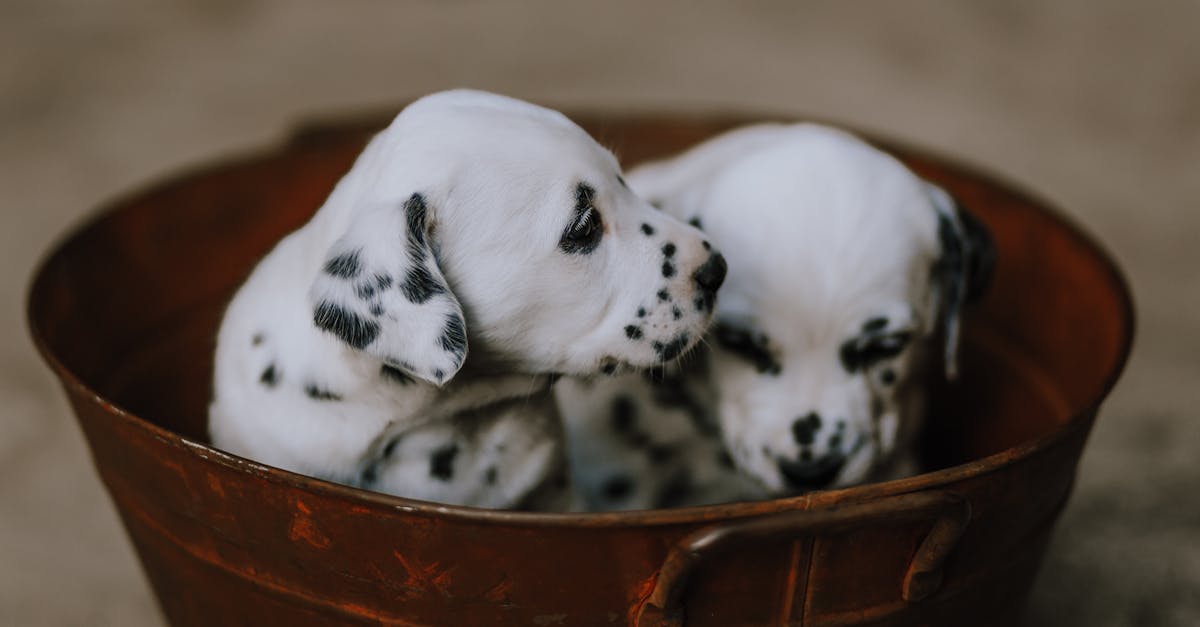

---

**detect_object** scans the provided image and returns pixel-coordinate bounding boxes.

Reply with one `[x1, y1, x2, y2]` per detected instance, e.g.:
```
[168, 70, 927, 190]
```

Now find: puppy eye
[560, 183, 604, 255]
[714, 322, 781, 375]
[561, 207, 603, 253]
[839, 331, 913, 373]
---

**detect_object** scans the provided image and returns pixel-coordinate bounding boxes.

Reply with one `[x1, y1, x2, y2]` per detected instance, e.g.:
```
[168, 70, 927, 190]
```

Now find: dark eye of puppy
[839, 330, 913, 373]
[714, 321, 782, 375]
[560, 182, 603, 254]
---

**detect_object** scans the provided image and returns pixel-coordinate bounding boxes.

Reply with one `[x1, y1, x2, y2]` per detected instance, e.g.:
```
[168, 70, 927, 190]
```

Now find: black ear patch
[405, 193, 429, 253]
[930, 186, 997, 378]
[314, 301, 380, 350]
[957, 207, 996, 302]
[324, 251, 362, 279]
[439, 314, 467, 359]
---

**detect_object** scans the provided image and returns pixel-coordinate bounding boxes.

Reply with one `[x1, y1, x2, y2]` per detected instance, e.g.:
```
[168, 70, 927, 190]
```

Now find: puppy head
[641, 125, 992, 494]
[308, 90, 723, 385]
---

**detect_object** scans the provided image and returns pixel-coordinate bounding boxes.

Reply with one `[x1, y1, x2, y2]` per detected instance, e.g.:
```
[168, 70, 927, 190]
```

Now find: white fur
[209, 90, 717, 509]
[562, 123, 969, 509]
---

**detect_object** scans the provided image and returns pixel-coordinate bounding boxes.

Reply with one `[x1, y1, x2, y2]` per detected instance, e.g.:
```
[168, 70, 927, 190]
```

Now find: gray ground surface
[2, 2, 1197, 625]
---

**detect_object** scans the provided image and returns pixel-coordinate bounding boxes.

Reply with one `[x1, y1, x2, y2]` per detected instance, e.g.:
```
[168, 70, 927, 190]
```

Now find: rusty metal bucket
[27, 111, 1134, 626]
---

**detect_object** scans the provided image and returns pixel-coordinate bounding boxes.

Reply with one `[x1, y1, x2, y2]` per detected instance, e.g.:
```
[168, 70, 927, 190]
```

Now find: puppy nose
[791, 412, 822, 445]
[778, 454, 845, 491]
[692, 252, 727, 293]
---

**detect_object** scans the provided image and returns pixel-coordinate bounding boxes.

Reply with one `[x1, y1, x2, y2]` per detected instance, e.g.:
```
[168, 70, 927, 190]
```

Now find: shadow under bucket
[28, 111, 1134, 626]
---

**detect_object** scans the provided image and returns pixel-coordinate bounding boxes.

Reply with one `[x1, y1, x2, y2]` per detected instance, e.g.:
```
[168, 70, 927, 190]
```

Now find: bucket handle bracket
[636, 490, 971, 627]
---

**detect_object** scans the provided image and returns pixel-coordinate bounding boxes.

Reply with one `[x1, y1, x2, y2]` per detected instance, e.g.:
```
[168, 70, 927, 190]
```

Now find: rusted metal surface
[27, 110, 1135, 626]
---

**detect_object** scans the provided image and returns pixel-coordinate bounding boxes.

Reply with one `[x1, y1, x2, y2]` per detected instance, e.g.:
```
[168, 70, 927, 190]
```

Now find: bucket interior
[30, 115, 1132, 478]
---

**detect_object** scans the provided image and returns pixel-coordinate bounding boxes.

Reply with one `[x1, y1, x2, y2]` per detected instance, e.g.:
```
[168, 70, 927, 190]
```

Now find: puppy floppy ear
[925, 183, 996, 379]
[309, 193, 467, 385]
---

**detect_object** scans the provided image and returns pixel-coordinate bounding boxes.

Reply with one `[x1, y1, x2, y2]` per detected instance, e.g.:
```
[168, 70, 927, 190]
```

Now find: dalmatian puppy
[559, 123, 992, 510]
[208, 90, 726, 510]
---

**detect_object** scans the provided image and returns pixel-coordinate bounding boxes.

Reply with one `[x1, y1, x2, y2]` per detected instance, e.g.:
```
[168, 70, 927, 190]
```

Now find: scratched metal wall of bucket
[28, 112, 1133, 626]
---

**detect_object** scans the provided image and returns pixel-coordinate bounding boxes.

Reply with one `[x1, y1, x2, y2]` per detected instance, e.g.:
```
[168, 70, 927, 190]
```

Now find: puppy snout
[692, 252, 727, 293]
[778, 454, 845, 491]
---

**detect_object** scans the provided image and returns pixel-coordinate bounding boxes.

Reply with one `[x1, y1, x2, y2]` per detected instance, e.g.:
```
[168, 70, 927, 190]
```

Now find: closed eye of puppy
[208, 90, 724, 510]
[560, 123, 993, 510]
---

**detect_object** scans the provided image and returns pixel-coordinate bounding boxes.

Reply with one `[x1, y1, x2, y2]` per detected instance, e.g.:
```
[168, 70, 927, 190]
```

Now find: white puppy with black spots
[209, 90, 725, 510]
[558, 123, 993, 511]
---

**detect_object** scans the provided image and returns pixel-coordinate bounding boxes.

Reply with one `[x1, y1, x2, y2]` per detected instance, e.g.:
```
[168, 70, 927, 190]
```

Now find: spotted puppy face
[629, 124, 994, 494]
[308, 90, 725, 383]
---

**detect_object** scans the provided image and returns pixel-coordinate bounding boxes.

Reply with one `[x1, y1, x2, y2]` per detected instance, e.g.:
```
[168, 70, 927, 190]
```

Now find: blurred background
[2, 1, 1198, 624]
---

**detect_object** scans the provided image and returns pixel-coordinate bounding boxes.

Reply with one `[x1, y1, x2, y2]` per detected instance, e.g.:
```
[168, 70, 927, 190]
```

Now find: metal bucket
[27, 111, 1134, 626]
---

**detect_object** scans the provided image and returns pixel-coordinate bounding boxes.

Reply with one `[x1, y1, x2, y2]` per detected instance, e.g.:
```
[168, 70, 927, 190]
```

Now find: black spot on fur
[641, 223, 655, 236]
[624, 325, 643, 340]
[662, 261, 676, 278]
[361, 465, 377, 486]
[881, 369, 897, 385]
[434, 368, 445, 381]
[800, 448, 813, 462]
[314, 301, 379, 349]
[324, 251, 362, 279]
[440, 314, 467, 358]
[601, 361, 617, 375]
[672, 306, 682, 320]
[657, 289, 670, 302]
[652, 333, 690, 361]
[304, 384, 343, 402]
[383, 437, 400, 458]
[251, 333, 264, 346]
[688, 217, 703, 230]
[603, 475, 633, 500]
[702, 241, 711, 251]
[430, 444, 459, 481]
[661, 242, 676, 258]
[381, 363, 414, 385]
[400, 263, 444, 304]
[369, 304, 385, 317]
[611, 396, 637, 434]
[830, 433, 843, 450]
[259, 364, 278, 387]
[617, 174, 628, 188]
[792, 413, 821, 445]
[485, 467, 498, 485]
[637, 307, 647, 318]
[694, 293, 715, 313]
